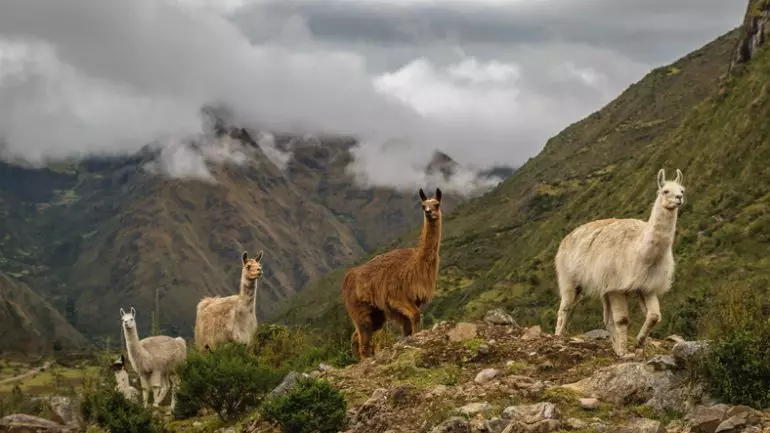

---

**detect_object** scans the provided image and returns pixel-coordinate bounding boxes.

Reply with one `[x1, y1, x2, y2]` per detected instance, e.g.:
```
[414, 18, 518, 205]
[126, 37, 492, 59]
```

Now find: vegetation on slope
[279, 27, 761, 342]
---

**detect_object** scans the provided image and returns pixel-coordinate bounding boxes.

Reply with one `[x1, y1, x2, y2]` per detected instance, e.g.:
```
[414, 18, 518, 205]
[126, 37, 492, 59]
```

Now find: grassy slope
[278, 28, 763, 340]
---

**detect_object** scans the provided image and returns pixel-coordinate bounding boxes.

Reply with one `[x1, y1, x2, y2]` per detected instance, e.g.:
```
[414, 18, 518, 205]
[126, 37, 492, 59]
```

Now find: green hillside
[277, 25, 770, 341]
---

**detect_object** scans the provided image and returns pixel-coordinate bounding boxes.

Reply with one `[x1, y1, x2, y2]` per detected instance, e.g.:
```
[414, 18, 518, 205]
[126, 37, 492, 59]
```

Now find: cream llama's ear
[657, 169, 666, 189]
[675, 169, 683, 184]
[419, 188, 428, 202]
[242, 251, 248, 264]
[130, 307, 135, 317]
[119, 308, 125, 317]
[435, 187, 442, 202]
[254, 250, 264, 262]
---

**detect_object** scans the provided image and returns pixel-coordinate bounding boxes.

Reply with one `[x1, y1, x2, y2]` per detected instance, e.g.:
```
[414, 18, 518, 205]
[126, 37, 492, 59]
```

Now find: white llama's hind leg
[155, 376, 171, 408]
[150, 371, 164, 407]
[169, 375, 180, 412]
[139, 375, 151, 407]
[554, 275, 581, 336]
[634, 292, 661, 351]
[607, 292, 632, 358]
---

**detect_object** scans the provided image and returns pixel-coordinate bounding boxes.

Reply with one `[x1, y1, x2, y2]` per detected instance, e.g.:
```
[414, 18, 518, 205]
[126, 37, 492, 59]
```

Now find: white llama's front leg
[602, 294, 614, 346]
[169, 375, 180, 412]
[634, 292, 661, 352]
[607, 292, 632, 358]
[555, 278, 581, 336]
[138, 375, 151, 407]
[150, 371, 164, 407]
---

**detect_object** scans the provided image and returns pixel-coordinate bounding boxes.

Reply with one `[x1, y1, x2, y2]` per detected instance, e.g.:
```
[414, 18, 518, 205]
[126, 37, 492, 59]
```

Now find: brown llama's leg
[391, 311, 412, 336]
[358, 321, 374, 358]
[350, 330, 360, 359]
[394, 302, 422, 335]
[349, 303, 378, 359]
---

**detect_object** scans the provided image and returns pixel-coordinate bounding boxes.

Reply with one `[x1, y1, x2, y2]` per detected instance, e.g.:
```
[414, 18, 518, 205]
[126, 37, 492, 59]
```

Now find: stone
[502, 402, 558, 424]
[448, 323, 478, 342]
[521, 326, 542, 340]
[47, 396, 77, 427]
[318, 363, 332, 372]
[646, 355, 678, 371]
[716, 415, 748, 433]
[666, 334, 686, 344]
[583, 329, 611, 340]
[614, 418, 665, 433]
[501, 419, 560, 433]
[431, 417, 471, 433]
[0, 414, 75, 432]
[484, 309, 518, 327]
[478, 344, 491, 355]
[390, 385, 415, 406]
[484, 417, 510, 433]
[457, 402, 492, 416]
[475, 368, 500, 384]
[270, 371, 307, 397]
[580, 398, 599, 410]
[566, 418, 588, 429]
[685, 404, 730, 433]
[672, 341, 711, 366]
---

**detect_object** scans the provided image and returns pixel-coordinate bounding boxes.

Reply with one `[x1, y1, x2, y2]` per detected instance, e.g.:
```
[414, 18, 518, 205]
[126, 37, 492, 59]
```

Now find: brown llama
[342, 187, 443, 360]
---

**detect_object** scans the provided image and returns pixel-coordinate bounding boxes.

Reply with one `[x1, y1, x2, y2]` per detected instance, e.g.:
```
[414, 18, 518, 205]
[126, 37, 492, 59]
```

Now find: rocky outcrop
[731, 0, 770, 71]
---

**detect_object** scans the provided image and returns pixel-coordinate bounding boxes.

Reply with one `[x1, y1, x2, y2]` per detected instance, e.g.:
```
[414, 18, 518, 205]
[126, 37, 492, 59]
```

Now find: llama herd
[114, 168, 686, 411]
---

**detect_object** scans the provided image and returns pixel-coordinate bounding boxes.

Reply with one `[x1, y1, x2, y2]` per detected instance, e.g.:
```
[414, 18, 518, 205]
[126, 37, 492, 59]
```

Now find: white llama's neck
[641, 196, 678, 258]
[123, 325, 148, 370]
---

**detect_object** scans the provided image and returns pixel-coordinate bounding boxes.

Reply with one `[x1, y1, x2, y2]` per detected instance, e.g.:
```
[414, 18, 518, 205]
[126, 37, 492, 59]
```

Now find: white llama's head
[241, 250, 264, 283]
[657, 168, 685, 210]
[419, 187, 443, 222]
[119, 307, 136, 330]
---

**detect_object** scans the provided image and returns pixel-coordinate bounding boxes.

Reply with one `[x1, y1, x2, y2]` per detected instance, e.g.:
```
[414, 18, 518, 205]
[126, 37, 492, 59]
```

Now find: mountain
[0, 115, 510, 350]
[278, 17, 767, 341]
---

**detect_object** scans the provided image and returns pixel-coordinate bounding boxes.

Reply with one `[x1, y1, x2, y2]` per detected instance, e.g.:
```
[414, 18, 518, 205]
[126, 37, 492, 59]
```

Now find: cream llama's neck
[114, 369, 132, 390]
[417, 214, 442, 263]
[641, 195, 678, 258]
[238, 277, 258, 312]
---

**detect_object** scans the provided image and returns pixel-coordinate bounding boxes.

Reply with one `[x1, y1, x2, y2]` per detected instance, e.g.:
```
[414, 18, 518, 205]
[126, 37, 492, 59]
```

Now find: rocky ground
[2, 310, 769, 433]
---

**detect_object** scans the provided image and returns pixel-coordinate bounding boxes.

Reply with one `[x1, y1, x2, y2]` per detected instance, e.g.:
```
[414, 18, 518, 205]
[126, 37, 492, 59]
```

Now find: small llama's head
[419, 188, 443, 222]
[111, 354, 127, 372]
[657, 168, 685, 210]
[119, 307, 136, 330]
[241, 250, 264, 282]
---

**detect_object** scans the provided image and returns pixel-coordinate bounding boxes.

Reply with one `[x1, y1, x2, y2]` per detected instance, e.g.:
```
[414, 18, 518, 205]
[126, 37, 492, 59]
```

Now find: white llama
[553, 168, 685, 358]
[111, 354, 140, 403]
[194, 250, 263, 350]
[120, 307, 187, 410]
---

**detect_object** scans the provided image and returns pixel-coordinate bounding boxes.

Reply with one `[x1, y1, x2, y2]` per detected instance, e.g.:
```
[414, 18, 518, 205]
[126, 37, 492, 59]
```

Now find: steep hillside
[278, 26, 756, 341]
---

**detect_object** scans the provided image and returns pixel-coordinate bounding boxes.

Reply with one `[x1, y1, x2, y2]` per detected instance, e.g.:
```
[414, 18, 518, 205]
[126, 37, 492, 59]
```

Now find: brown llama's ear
[419, 188, 427, 202]
[435, 188, 442, 202]
[254, 250, 264, 262]
[242, 251, 248, 264]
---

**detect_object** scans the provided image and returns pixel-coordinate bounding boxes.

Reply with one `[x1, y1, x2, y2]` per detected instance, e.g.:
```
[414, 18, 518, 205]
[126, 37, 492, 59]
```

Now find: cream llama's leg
[150, 370, 164, 407]
[607, 292, 631, 358]
[555, 277, 581, 336]
[138, 375, 151, 407]
[634, 292, 661, 351]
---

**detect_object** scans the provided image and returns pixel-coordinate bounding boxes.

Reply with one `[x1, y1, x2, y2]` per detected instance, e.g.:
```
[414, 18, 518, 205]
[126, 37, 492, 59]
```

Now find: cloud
[0, 0, 744, 192]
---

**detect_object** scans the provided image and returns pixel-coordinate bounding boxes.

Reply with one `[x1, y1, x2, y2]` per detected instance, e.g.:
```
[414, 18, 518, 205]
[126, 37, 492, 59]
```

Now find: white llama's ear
[675, 169, 683, 184]
[119, 308, 125, 317]
[254, 250, 264, 262]
[435, 188, 442, 202]
[130, 307, 135, 317]
[419, 188, 427, 201]
[657, 169, 666, 189]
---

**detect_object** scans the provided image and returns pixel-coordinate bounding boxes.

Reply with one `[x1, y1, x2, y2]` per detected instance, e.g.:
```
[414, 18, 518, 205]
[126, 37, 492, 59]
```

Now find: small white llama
[111, 354, 140, 403]
[554, 168, 685, 358]
[120, 307, 187, 410]
[194, 250, 263, 350]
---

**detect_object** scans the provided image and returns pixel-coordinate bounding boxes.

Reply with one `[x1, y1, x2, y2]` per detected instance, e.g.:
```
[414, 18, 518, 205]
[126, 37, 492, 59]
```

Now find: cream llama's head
[241, 250, 264, 282]
[419, 188, 443, 222]
[119, 307, 136, 330]
[656, 169, 686, 210]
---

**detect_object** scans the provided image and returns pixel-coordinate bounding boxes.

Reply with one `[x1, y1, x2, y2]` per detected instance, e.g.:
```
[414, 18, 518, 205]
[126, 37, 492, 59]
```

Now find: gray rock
[583, 329, 611, 340]
[672, 340, 711, 366]
[270, 371, 307, 397]
[613, 418, 665, 433]
[715, 415, 747, 433]
[646, 355, 678, 371]
[456, 402, 492, 416]
[685, 404, 730, 433]
[666, 335, 686, 344]
[521, 326, 543, 341]
[484, 309, 518, 327]
[431, 417, 471, 433]
[566, 418, 588, 429]
[502, 402, 558, 423]
[475, 368, 500, 384]
[48, 396, 77, 426]
[0, 414, 75, 432]
[501, 419, 560, 433]
[580, 398, 599, 410]
[448, 323, 478, 342]
[484, 417, 510, 433]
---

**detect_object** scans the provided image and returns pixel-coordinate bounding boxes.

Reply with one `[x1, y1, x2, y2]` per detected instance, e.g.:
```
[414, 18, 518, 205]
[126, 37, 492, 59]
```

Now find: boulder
[448, 323, 478, 343]
[475, 368, 500, 384]
[484, 309, 518, 327]
[431, 417, 471, 433]
[0, 414, 76, 432]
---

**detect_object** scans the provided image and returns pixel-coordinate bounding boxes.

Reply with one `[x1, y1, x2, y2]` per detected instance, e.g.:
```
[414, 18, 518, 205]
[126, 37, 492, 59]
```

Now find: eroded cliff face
[731, 0, 770, 71]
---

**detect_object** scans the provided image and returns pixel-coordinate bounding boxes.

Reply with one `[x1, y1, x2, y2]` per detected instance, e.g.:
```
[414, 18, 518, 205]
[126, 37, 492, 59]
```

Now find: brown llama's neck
[417, 214, 442, 263]
[640, 195, 678, 259]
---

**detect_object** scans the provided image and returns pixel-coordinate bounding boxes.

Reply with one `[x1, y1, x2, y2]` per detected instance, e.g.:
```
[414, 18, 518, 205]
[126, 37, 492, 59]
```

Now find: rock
[448, 323, 478, 342]
[48, 396, 77, 427]
[318, 363, 333, 372]
[270, 371, 307, 397]
[390, 385, 415, 406]
[475, 368, 500, 384]
[580, 398, 600, 410]
[521, 326, 542, 340]
[646, 355, 678, 371]
[566, 418, 588, 430]
[613, 418, 665, 433]
[501, 419, 560, 433]
[431, 417, 470, 433]
[349, 388, 390, 431]
[685, 404, 730, 433]
[502, 402, 558, 424]
[666, 334, 686, 344]
[457, 402, 492, 416]
[672, 341, 710, 366]
[309, 370, 322, 378]
[484, 309, 518, 327]
[484, 418, 510, 433]
[583, 329, 611, 340]
[0, 414, 75, 432]
[715, 415, 748, 433]
[478, 344, 491, 355]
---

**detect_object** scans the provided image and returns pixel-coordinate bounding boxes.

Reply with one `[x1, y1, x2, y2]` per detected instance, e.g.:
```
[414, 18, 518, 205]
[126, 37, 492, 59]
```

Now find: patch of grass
[379, 349, 461, 388]
[505, 361, 530, 374]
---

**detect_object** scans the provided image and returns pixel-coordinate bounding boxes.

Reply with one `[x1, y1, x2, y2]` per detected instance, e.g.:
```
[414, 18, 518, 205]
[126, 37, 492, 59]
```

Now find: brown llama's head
[419, 188, 442, 222]
[241, 250, 264, 282]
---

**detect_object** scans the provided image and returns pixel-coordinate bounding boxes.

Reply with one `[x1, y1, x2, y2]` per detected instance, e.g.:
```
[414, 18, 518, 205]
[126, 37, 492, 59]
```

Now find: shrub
[251, 324, 355, 371]
[80, 376, 166, 433]
[261, 377, 347, 433]
[174, 342, 284, 422]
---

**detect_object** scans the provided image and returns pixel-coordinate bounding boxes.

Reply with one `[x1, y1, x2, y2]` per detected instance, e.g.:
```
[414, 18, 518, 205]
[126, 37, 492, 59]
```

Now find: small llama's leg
[554, 275, 581, 336]
[634, 292, 661, 352]
[607, 292, 631, 358]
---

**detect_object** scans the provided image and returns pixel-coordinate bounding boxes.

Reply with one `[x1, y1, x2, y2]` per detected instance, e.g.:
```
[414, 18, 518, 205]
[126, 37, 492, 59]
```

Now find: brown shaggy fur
[342, 188, 443, 359]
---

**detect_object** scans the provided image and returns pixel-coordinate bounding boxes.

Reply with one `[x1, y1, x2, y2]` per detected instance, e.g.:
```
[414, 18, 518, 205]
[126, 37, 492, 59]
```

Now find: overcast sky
[0, 0, 745, 190]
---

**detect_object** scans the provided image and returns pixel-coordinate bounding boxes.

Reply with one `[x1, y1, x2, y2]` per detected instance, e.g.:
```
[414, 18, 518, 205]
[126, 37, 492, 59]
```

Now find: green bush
[251, 324, 355, 371]
[80, 377, 166, 433]
[261, 377, 347, 433]
[174, 342, 284, 422]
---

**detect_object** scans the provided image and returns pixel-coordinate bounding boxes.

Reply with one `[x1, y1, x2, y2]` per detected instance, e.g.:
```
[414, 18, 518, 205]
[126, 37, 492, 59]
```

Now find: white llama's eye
[663, 189, 669, 194]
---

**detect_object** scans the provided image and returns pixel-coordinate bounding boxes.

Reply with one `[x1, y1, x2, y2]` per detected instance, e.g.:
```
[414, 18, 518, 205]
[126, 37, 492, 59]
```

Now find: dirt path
[0, 361, 51, 386]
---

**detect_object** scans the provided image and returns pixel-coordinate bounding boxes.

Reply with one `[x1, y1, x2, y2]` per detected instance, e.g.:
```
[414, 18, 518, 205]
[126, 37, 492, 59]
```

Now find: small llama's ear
[675, 169, 683, 184]
[130, 307, 135, 317]
[254, 250, 264, 262]
[419, 188, 427, 202]
[120, 354, 125, 364]
[242, 251, 248, 264]
[657, 169, 666, 189]
[435, 187, 442, 202]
